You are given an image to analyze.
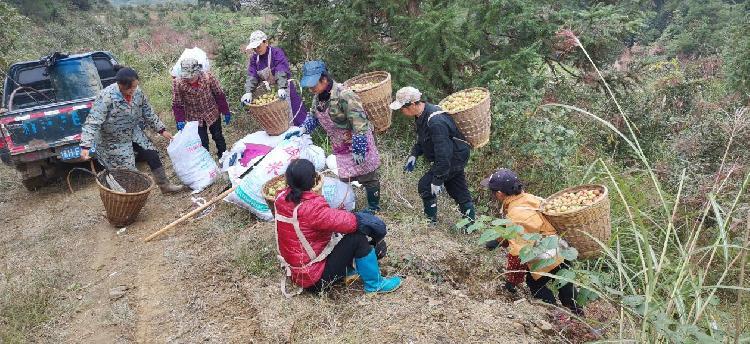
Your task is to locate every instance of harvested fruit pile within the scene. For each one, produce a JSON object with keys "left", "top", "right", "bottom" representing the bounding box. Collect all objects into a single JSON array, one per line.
[
  {"left": 439, "top": 89, "right": 488, "bottom": 113},
  {"left": 265, "top": 178, "right": 287, "bottom": 197},
  {"left": 350, "top": 81, "right": 378, "bottom": 92},
  {"left": 252, "top": 92, "right": 278, "bottom": 106},
  {"left": 543, "top": 188, "right": 603, "bottom": 215}
]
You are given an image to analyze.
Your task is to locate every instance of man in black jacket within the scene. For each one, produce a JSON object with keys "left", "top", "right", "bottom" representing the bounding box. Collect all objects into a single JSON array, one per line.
[{"left": 390, "top": 86, "right": 475, "bottom": 226}]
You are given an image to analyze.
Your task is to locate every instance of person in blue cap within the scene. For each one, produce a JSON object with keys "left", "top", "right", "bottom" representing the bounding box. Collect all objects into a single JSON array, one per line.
[{"left": 290, "top": 60, "right": 382, "bottom": 213}]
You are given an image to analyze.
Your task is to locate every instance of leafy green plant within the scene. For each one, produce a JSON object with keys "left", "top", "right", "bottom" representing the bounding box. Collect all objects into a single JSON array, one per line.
[
  {"left": 541, "top": 31, "right": 750, "bottom": 343},
  {"left": 470, "top": 216, "right": 579, "bottom": 270}
]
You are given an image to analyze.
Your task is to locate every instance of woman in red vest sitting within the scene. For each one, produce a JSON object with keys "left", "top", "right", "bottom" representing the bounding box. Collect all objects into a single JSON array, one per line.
[{"left": 273, "top": 159, "right": 401, "bottom": 295}]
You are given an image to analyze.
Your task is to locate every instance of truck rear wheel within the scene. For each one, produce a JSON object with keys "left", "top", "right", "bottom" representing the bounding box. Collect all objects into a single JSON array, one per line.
[
  {"left": 21, "top": 175, "right": 47, "bottom": 191},
  {"left": 16, "top": 161, "right": 57, "bottom": 191}
]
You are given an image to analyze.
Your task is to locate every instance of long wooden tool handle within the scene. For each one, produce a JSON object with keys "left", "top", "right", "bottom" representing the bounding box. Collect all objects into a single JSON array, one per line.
[
  {"left": 144, "top": 184, "right": 239, "bottom": 242},
  {"left": 145, "top": 150, "right": 271, "bottom": 242}
]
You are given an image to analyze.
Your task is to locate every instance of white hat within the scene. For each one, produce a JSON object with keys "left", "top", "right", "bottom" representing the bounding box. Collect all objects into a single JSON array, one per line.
[
  {"left": 245, "top": 30, "right": 268, "bottom": 50},
  {"left": 389, "top": 86, "right": 422, "bottom": 110}
]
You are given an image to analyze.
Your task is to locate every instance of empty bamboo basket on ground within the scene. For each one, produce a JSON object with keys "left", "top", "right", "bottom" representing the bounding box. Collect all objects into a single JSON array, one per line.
[
  {"left": 438, "top": 87, "right": 492, "bottom": 148},
  {"left": 97, "top": 169, "right": 154, "bottom": 227},
  {"left": 344, "top": 71, "right": 392, "bottom": 133},
  {"left": 262, "top": 173, "right": 324, "bottom": 215},
  {"left": 540, "top": 184, "right": 611, "bottom": 259},
  {"left": 247, "top": 98, "right": 291, "bottom": 136}
]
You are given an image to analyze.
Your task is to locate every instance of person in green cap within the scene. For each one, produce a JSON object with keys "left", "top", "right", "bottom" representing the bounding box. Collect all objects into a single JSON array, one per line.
[{"left": 290, "top": 60, "right": 381, "bottom": 213}]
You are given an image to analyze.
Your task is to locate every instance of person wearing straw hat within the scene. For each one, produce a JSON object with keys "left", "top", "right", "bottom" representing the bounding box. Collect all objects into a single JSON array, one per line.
[
  {"left": 241, "top": 30, "right": 307, "bottom": 126},
  {"left": 390, "top": 86, "right": 475, "bottom": 228},
  {"left": 291, "top": 60, "right": 382, "bottom": 214},
  {"left": 481, "top": 168, "right": 583, "bottom": 315},
  {"left": 80, "top": 66, "right": 183, "bottom": 194},
  {"left": 172, "top": 58, "right": 231, "bottom": 159}
]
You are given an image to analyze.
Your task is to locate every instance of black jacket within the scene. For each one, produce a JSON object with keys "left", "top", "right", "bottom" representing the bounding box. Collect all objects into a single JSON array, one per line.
[{"left": 411, "top": 103, "right": 471, "bottom": 184}]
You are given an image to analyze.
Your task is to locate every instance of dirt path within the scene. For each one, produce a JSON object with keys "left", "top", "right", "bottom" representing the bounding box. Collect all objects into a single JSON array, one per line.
[{"left": 134, "top": 244, "right": 168, "bottom": 344}]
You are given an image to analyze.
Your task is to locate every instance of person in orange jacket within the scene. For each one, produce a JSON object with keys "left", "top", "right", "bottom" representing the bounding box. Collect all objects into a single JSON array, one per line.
[{"left": 482, "top": 168, "right": 583, "bottom": 315}]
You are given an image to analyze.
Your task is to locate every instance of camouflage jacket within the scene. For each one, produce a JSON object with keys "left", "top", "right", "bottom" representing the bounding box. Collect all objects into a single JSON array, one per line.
[
  {"left": 81, "top": 83, "right": 166, "bottom": 170},
  {"left": 311, "top": 82, "right": 370, "bottom": 134}
]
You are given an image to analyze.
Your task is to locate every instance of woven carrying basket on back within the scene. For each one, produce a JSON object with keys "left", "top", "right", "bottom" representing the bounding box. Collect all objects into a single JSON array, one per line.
[
  {"left": 344, "top": 71, "right": 392, "bottom": 133},
  {"left": 96, "top": 169, "right": 154, "bottom": 227},
  {"left": 438, "top": 87, "right": 492, "bottom": 148},
  {"left": 262, "top": 173, "right": 324, "bottom": 215},
  {"left": 540, "top": 184, "right": 611, "bottom": 259},
  {"left": 247, "top": 98, "right": 291, "bottom": 136}
]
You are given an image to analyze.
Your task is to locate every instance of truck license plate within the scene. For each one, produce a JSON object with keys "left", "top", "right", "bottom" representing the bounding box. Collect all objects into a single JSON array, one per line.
[{"left": 59, "top": 146, "right": 81, "bottom": 160}]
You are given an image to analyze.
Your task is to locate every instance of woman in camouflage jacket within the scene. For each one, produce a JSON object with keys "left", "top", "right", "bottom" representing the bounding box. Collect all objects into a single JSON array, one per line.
[{"left": 80, "top": 66, "right": 182, "bottom": 194}]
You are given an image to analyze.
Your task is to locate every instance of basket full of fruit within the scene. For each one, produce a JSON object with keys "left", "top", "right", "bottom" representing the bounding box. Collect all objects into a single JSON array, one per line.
[
  {"left": 438, "top": 87, "right": 491, "bottom": 148},
  {"left": 262, "top": 173, "right": 324, "bottom": 214},
  {"left": 343, "top": 71, "right": 392, "bottom": 133},
  {"left": 246, "top": 88, "right": 291, "bottom": 136},
  {"left": 540, "top": 184, "right": 611, "bottom": 259}
]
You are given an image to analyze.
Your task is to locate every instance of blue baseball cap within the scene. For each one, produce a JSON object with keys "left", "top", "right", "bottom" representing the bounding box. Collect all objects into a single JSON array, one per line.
[{"left": 300, "top": 60, "right": 327, "bottom": 88}]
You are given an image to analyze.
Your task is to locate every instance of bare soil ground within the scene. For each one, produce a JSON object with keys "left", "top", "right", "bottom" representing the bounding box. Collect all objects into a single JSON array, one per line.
[{"left": 0, "top": 139, "right": 610, "bottom": 343}]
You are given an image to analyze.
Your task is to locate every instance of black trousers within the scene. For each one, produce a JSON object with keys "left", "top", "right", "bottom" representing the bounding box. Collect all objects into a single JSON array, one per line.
[
  {"left": 525, "top": 261, "right": 582, "bottom": 314},
  {"left": 132, "top": 143, "right": 162, "bottom": 171},
  {"left": 418, "top": 168, "right": 472, "bottom": 206},
  {"left": 198, "top": 119, "right": 226, "bottom": 158},
  {"left": 305, "top": 232, "right": 371, "bottom": 293},
  {"left": 339, "top": 168, "right": 380, "bottom": 189}
]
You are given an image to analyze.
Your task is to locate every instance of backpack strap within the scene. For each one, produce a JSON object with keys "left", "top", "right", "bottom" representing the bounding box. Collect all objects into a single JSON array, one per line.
[
  {"left": 427, "top": 110, "right": 471, "bottom": 148},
  {"left": 273, "top": 196, "right": 343, "bottom": 298}
]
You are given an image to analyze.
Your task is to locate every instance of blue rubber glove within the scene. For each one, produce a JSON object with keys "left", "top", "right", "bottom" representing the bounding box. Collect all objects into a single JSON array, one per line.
[
  {"left": 404, "top": 156, "right": 416, "bottom": 172},
  {"left": 352, "top": 133, "right": 368, "bottom": 165},
  {"left": 224, "top": 113, "right": 231, "bottom": 125},
  {"left": 176, "top": 121, "right": 185, "bottom": 131},
  {"left": 301, "top": 114, "right": 319, "bottom": 134},
  {"left": 284, "top": 129, "right": 303, "bottom": 140}
]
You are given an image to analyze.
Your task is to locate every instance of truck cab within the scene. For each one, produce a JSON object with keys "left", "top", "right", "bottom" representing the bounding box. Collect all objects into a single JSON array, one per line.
[{"left": 1, "top": 51, "right": 119, "bottom": 190}]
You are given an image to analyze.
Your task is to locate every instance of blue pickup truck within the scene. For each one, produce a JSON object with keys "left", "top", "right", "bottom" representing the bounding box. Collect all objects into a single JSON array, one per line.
[{"left": 1, "top": 51, "right": 119, "bottom": 190}]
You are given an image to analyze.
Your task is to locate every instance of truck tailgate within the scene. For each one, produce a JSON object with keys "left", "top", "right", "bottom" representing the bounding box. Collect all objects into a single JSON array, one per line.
[{"left": 0, "top": 102, "right": 92, "bottom": 155}]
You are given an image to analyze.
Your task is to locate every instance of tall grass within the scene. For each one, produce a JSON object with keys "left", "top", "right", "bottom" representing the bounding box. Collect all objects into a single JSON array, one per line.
[{"left": 541, "top": 31, "right": 750, "bottom": 342}]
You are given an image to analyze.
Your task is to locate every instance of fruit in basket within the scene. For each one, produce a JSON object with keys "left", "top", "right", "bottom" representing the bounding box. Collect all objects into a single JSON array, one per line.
[
  {"left": 439, "top": 89, "right": 487, "bottom": 113},
  {"left": 350, "top": 81, "right": 378, "bottom": 92},
  {"left": 266, "top": 178, "right": 287, "bottom": 197},
  {"left": 544, "top": 189, "right": 603, "bottom": 214},
  {"left": 252, "top": 92, "right": 278, "bottom": 106}
]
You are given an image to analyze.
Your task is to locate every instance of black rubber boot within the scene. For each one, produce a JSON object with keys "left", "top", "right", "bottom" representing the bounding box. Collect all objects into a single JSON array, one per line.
[
  {"left": 363, "top": 186, "right": 381, "bottom": 213},
  {"left": 423, "top": 198, "right": 437, "bottom": 223},
  {"left": 460, "top": 202, "right": 476, "bottom": 222},
  {"left": 455, "top": 202, "right": 476, "bottom": 233}
]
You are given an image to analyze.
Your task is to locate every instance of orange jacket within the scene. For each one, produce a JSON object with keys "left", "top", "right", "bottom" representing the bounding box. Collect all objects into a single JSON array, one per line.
[{"left": 502, "top": 192, "right": 563, "bottom": 280}]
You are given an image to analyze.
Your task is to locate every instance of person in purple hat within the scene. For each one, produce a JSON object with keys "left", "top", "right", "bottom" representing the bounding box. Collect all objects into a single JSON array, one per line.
[
  {"left": 241, "top": 30, "right": 307, "bottom": 126},
  {"left": 481, "top": 168, "right": 583, "bottom": 315}
]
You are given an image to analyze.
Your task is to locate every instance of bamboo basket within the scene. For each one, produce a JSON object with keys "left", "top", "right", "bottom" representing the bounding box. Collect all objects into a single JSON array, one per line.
[
  {"left": 247, "top": 97, "right": 291, "bottom": 136},
  {"left": 262, "top": 173, "right": 324, "bottom": 215},
  {"left": 540, "top": 184, "right": 611, "bottom": 259},
  {"left": 96, "top": 169, "right": 154, "bottom": 227},
  {"left": 344, "top": 71, "right": 393, "bottom": 133},
  {"left": 438, "top": 87, "right": 492, "bottom": 148}
]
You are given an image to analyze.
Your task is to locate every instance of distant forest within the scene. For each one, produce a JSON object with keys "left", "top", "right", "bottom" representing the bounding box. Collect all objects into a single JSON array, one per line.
[{"left": 110, "top": 0, "right": 197, "bottom": 6}]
